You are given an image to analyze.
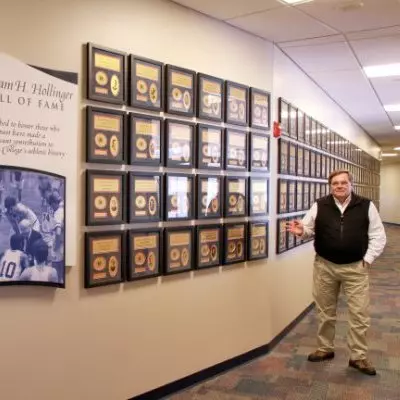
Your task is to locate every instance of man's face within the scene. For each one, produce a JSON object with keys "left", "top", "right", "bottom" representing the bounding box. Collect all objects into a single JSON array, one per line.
[
  {"left": 330, "top": 173, "right": 351, "bottom": 199},
  {"left": 19, "top": 225, "right": 30, "bottom": 238}
]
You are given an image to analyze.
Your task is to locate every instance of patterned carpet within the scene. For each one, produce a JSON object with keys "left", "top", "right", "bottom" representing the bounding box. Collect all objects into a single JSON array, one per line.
[{"left": 170, "top": 224, "right": 400, "bottom": 400}]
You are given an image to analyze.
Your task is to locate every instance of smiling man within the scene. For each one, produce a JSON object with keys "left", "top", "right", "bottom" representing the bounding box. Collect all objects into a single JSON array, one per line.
[{"left": 287, "top": 170, "right": 386, "bottom": 376}]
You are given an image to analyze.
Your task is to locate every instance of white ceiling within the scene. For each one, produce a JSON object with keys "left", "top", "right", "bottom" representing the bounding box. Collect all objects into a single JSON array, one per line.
[{"left": 171, "top": 0, "right": 400, "bottom": 152}]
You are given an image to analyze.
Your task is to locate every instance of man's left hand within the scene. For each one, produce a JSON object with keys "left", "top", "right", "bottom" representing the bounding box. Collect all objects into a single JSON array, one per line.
[{"left": 362, "top": 260, "right": 371, "bottom": 268}]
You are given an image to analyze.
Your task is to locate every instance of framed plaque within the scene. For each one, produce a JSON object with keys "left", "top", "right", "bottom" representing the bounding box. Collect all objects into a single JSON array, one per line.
[
  {"left": 85, "top": 231, "right": 125, "bottom": 288},
  {"left": 310, "top": 151, "right": 316, "bottom": 178},
  {"left": 86, "top": 170, "right": 126, "bottom": 226},
  {"left": 278, "top": 98, "right": 289, "bottom": 135},
  {"left": 224, "top": 223, "right": 247, "bottom": 265},
  {"left": 165, "top": 174, "right": 194, "bottom": 221},
  {"left": 321, "top": 126, "right": 328, "bottom": 151},
  {"left": 315, "top": 182, "right": 321, "bottom": 201},
  {"left": 289, "top": 104, "right": 297, "bottom": 139},
  {"left": 250, "top": 133, "right": 269, "bottom": 172},
  {"left": 164, "top": 227, "right": 194, "bottom": 275},
  {"left": 296, "top": 181, "right": 304, "bottom": 211},
  {"left": 250, "top": 88, "right": 270, "bottom": 130},
  {"left": 225, "top": 81, "right": 249, "bottom": 126},
  {"left": 288, "top": 180, "right": 296, "bottom": 213},
  {"left": 197, "top": 175, "right": 222, "bottom": 219},
  {"left": 287, "top": 216, "right": 295, "bottom": 249},
  {"left": 278, "top": 139, "right": 289, "bottom": 175},
  {"left": 87, "top": 43, "right": 126, "bottom": 105},
  {"left": 127, "top": 228, "right": 162, "bottom": 281},
  {"left": 321, "top": 155, "right": 327, "bottom": 179},
  {"left": 298, "top": 109, "right": 305, "bottom": 142},
  {"left": 303, "top": 148, "right": 310, "bottom": 177},
  {"left": 128, "top": 172, "right": 162, "bottom": 223},
  {"left": 197, "top": 124, "right": 223, "bottom": 170},
  {"left": 310, "top": 182, "right": 316, "bottom": 204},
  {"left": 303, "top": 182, "right": 310, "bottom": 210},
  {"left": 248, "top": 222, "right": 268, "bottom": 261},
  {"left": 311, "top": 119, "right": 317, "bottom": 148},
  {"left": 249, "top": 178, "right": 268, "bottom": 217},
  {"left": 315, "top": 122, "right": 322, "bottom": 149},
  {"left": 165, "top": 64, "right": 196, "bottom": 116},
  {"left": 320, "top": 183, "right": 326, "bottom": 198},
  {"left": 315, "top": 152, "right": 321, "bottom": 178},
  {"left": 225, "top": 176, "right": 247, "bottom": 218},
  {"left": 196, "top": 225, "right": 222, "bottom": 269},
  {"left": 326, "top": 183, "right": 330, "bottom": 196},
  {"left": 225, "top": 129, "right": 248, "bottom": 170},
  {"left": 276, "top": 218, "right": 288, "bottom": 254},
  {"left": 278, "top": 179, "right": 288, "bottom": 214},
  {"left": 197, "top": 73, "right": 224, "bottom": 122},
  {"left": 165, "top": 119, "right": 195, "bottom": 169},
  {"left": 86, "top": 107, "right": 125, "bottom": 164},
  {"left": 297, "top": 146, "right": 304, "bottom": 176},
  {"left": 289, "top": 142, "right": 297, "bottom": 176},
  {"left": 130, "top": 55, "right": 163, "bottom": 111},
  {"left": 305, "top": 114, "right": 312, "bottom": 145}
]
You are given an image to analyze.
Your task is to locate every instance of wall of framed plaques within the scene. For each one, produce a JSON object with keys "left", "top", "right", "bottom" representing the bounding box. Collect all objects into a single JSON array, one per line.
[
  {"left": 276, "top": 97, "right": 381, "bottom": 255},
  {"left": 84, "top": 42, "right": 271, "bottom": 288}
]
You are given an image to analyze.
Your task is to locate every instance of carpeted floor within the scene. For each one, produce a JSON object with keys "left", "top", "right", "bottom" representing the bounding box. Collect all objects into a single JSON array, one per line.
[{"left": 170, "top": 224, "right": 400, "bottom": 400}]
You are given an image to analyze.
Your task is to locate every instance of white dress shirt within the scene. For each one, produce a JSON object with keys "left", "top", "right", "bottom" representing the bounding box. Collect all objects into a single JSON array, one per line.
[{"left": 301, "top": 195, "right": 386, "bottom": 264}]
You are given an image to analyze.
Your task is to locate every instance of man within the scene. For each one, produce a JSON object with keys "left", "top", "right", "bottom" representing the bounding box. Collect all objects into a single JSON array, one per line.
[
  {"left": 0, "top": 234, "right": 29, "bottom": 281},
  {"left": 287, "top": 170, "right": 386, "bottom": 376},
  {"left": 19, "top": 219, "right": 43, "bottom": 266},
  {"left": 3, "top": 196, "right": 40, "bottom": 233}
]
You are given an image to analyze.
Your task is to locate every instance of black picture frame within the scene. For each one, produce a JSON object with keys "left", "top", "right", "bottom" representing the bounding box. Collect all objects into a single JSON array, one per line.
[
  {"left": 164, "top": 226, "right": 194, "bottom": 275},
  {"left": 85, "top": 230, "right": 125, "bottom": 288},
  {"left": 311, "top": 119, "right": 317, "bottom": 148},
  {"left": 248, "top": 222, "right": 268, "bottom": 261},
  {"left": 296, "top": 180, "right": 304, "bottom": 211},
  {"left": 297, "top": 109, "right": 305, "bottom": 143},
  {"left": 223, "top": 222, "right": 247, "bottom": 265},
  {"left": 288, "top": 180, "right": 296, "bottom": 213},
  {"left": 278, "top": 138, "right": 289, "bottom": 175},
  {"left": 165, "top": 119, "right": 196, "bottom": 169},
  {"left": 196, "top": 224, "right": 223, "bottom": 269},
  {"left": 289, "top": 142, "right": 297, "bottom": 176},
  {"left": 87, "top": 43, "right": 127, "bottom": 105},
  {"left": 303, "top": 181, "right": 310, "bottom": 210},
  {"left": 276, "top": 217, "right": 288, "bottom": 254},
  {"left": 165, "top": 174, "right": 194, "bottom": 221},
  {"left": 128, "top": 172, "right": 162, "bottom": 223},
  {"left": 249, "top": 133, "right": 269, "bottom": 172},
  {"left": 129, "top": 113, "right": 163, "bottom": 167},
  {"left": 304, "top": 114, "right": 311, "bottom": 145},
  {"left": 315, "top": 152, "right": 321, "bottom": 179},
  {"left": 196, "top": 175, "right": 223, "bottom": 219},
  {"left": 303, "top": 148, "right": 310, "bottom": 177},
  {"left": 224, "top": 128, "right": 248, "bottom": 171},
  {"left": 278, "top": 98, "right": 289, "bottom": 135},
  {"left": 277, "top": 179, "right": 288, "bottom": 214},
  {"left": 86, "top": 106, "right": 126, "bottom": 164},
  {"left": 250, "top": 88, "right": 270, "bottom": 130},
  {"left": 309, "top": 182, "right": 316, "bottom": 205},
  {"left": 197, "top": 73, "right": 224, "bottom": 122},
  {"left": 289, "top": 104, "right": 297, "bottom": 139},
  {"left": 197, "top": 124, "right": 223, "bottom": 170},
  {"left": 127, "top": 228, "right": 162, "bottom": 281},
  {"left": 287, "top": 216, "right": 296, "bottom": 249},
  {"left": 224, "top": 176, "right": 247, "bottom": 218},
  {"left": 297, "top": 145, "right": 304, "bottom": 177},
  {"left": 249, "top": 177, "right": 268, "bottom": 217},
  {"left": 165, "top": 64, "right": 196, "bottom": 117},
  {"left": 225, "top": 80, "right": 249, "bottom": 126},
  {"left": 86, "top": 170, "right": 126, "bottom": 226},
  {"left": 310, "top": 150, "right": 316, "bottom": 178}
]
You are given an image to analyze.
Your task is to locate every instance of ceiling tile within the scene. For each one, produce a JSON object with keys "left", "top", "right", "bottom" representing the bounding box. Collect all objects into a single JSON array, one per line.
[
  {"left": 297, "top": 0, "right": 400, "bottom": 34},
  {"left": 279, "top": 34, "right": 346, "bottom": 48},
  {"left": 170, "top": 0, "right": 281, "bottom": 20},
  {"left": 227, "top": 6, "right": 338, "bottom": 42},
  {"left": 370, "top": 77, "right": 400, "bottom": 105},
  {"left": 346, "top": 26, "right": 400, "bottom": 41}
]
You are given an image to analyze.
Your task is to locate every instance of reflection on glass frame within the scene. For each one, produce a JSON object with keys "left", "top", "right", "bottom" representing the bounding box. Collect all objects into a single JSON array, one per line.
[
  {"left": 127, "top": 228, "right": 162, "bottom": 281},
  {"left": 296, "top": 181, "right": 304, "bottom": 211},
  {"left": 250, "top": 133, "right": 269, "bottom": 172},
  {"left": 310, "top": 151, "right": 316, "bottom": 178},
  {"left": 289, "top": 142, "right": 297, "bottom": 176},
  {"left": 288, "top": 180, "right": 296, "bottom": 212},
  {"left": 165, "top": 119, "right": 195, "bottom": 169},
  {"left": 276, "top": 217, "right": 288, "bottom": 254},
  {"left": 315, "top": 182, "right": 321, "bottom": 201},
  {"left": 225, "top": 80, "right": 249, "bottom": 126},
  {"left": 278, "top": 138, "right": 289, "bottom": 175},
  {"left": 250, "top": 88, "right": 270, "bottom": 130},
  {"left": 279, "top": 98, "right": 289, "bottom": 135},
  {"left": 289, "top": 104, "right": 297, "bottom": 139},
  {"left": 85, "top": 230, "right": 125, "bottom": 289},
  {"left": 129, "top": 55, "right": 163, "bottom": 111},
  {"left": 305, "top": 114, "right": 312, "bottom": 145},
  {"left": 224, "top": 129, "right": 248, "bottom": 170},
  {"left": 303, "top": 181, "right": 310, "bottom": 210},
  {"left": 128, "top": 172, "right": 162, "bottom": 223},
  {"left": 303, "top": 148, "right": 310, "bottom": 177},
  {"left": 310, "top": 182, "right": 316, "bottom": 205},
  {"left": 225, "top": 176, "right": 247, "bottom": 218},
  {"left": 321, "top": 155, "right": 326, "bottom": 179},
  {"left": 297, "top": 146, "right": 304, "bottom": 176},
  {"left": 223, "top": 223, "right": 247, "bottom": 265},
  {"left": 165, "top": 174, "right": 194, "bottom": 221},
  {"left": 248, "top": 222, "right": 268, "bottom": 261},
  {"left": 249, "top": 178, "right": 268, "bottom": 217},
  {"left": 129, "top": 113, "right": 163, "bottom": 167},
  {"left": 315, "top": 152, "right": 321, "bottom": 178},
  {"left": 164, "top": 227, "right": 194, "bottom": 275},
  {"left": 297, "top": 109, "right": 305, "bottom": 142},
  {"left": 86, "top": 170, "right": 126, "bottom": 226},
  {"left": 196, "top": 225, "right": 222, "bottom": 269},
  {"left": 165, "top": 64, "right": 196, "bottom": 117},
  {"left": 197, "top": 73, "right": 224, "bottom": 122},
  {"left": 277, "top": 179, "right": 288, "bottom": 214},
  {"left": 315, "top": 122, "right": 322, "bottom": 149},
  {"left": 287, "top": 216, "right": 295, "bottom": 249},
  {"left": 196, "top": 175, "right": 222, "bottom": 219},
  {"left": 320, "top": 183, "right": 326, "bottom": 198},
  {"left": 87, "top": 43, "right": 127, "bottom": 105},
  {"left": 86, "top": 106, "right": 126, "bottom": 164},
  {"left": 197, "top": 124, "right": 223, "bottom": 170},
  {"left": 311, "top": 119, "right": 317, "bottom": 148}
]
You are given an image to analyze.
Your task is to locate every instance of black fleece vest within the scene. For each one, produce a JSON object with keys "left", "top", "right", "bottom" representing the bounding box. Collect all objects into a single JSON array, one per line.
[{"left": 314, "top": 193, "right": 370, "bottom": 264}]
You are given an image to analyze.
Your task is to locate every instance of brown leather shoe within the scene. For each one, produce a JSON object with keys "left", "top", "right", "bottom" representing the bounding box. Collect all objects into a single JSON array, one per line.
[
  {"left": 308, "top": 350, "right": 335, "bottom": 362},
  {"left": 349, "top": 359, "right": 376, "bottom": 375}
]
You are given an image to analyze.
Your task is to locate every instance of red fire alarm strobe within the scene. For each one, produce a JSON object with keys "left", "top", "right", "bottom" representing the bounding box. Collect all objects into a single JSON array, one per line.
[{"left": 273, "top": 121, "right": 281, "bottom": 138}]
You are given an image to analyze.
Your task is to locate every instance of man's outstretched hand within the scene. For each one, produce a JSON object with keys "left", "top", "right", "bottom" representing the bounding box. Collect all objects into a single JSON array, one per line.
[{"left": 286, "top": 219, "right": 304, "bottom": 236}]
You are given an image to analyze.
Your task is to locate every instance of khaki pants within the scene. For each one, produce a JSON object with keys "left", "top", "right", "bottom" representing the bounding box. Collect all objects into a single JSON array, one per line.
[{"left": 313, "top": 255, "right": 370, "bottom": 360}]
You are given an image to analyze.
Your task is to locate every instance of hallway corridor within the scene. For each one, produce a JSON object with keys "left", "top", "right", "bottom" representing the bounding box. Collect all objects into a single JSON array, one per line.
[{"left": 171, "top": 224, "right": 400, "bottom": 400}]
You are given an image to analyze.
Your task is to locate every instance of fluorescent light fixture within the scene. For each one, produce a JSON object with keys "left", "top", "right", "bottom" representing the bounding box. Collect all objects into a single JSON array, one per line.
[
  {"left": 384, "top": 104, "right": 400, "bottom": 112},
  {"left": 381, "top": 153, "right": 398, "bottom": 157},
  {"left": 279, "top": 0, "right": 313, "bottom": 4},
  {"left": 393, "top": 147, "right": 400, "bottom": 151},
  {"left": 364, "top": 63, "right": 400, "bottom": 78},
  {"left": 394, "top": 126, "right": 400, "bottom": 131}
]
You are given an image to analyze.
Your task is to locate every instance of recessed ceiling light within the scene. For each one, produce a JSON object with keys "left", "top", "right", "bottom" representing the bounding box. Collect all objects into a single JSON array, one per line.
[
  {"left": 364, "top": 63, "right": 400, "bottom": 78},
  {"left": 279, "top": 0, "right": 314, "bottom": 5},
  {"left": 393, "top": 147, "right": 400, "bottom": 151},
  {"left": 384, "top": 104, "right": 400, "bottom": 112},
  {"left": 382, "top": 153, "right": 398, "bottom": 157},
  {"left": 395, "top": 126, "right": 400, "bottom": 131}
]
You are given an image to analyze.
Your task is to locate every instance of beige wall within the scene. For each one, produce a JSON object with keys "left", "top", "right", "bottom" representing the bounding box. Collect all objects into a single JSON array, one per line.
[
  {"left": 380, "top": 161, "right": 400, "bottom": 224},
  {"left": 0, "top": 1, "right": 380, "bottom": 399}
]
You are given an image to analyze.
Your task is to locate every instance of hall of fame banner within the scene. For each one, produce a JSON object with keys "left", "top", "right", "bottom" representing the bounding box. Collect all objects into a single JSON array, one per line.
[{"left": 0, "top": 53, "right": 78, "bottom": 287}]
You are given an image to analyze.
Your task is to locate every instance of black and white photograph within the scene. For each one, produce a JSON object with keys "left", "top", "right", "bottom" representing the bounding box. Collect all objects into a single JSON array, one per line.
[{"left": 0, "top": 166, "right": 65, "bottom": 287}]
